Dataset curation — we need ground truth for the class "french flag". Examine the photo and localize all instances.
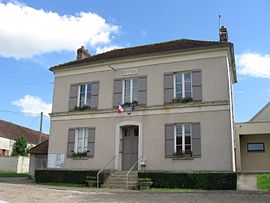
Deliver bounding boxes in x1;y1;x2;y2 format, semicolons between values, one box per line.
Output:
117;104;124;113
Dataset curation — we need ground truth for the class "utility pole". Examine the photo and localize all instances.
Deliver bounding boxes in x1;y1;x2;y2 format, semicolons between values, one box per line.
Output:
218;14;222;36
39;112;43;144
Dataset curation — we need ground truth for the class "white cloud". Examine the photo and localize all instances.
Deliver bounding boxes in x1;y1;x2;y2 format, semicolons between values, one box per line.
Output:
96;45;123;54
237;52;270;78
12;95;52;117
0;2;119;59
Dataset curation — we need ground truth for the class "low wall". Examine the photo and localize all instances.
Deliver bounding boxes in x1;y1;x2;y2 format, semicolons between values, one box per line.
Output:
0;156;29;173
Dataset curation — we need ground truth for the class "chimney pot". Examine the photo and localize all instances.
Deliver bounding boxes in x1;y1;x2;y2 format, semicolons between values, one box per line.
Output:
219;26;228;42
77;46;91;60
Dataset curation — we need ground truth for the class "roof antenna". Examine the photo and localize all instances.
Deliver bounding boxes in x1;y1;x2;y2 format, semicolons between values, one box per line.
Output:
218;14;222;37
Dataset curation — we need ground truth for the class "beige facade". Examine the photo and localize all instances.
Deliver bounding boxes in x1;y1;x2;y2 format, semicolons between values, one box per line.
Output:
49;41;236;172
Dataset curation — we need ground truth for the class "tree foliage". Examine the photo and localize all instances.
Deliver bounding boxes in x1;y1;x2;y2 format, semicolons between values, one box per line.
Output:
12;136;28;156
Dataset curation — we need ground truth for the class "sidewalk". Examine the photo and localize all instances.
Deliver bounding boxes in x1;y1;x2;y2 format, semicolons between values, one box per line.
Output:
237;175;258;191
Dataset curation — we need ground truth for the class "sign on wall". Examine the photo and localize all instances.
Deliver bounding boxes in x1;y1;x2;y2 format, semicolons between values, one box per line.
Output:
123;69;138;76
47;153;65;168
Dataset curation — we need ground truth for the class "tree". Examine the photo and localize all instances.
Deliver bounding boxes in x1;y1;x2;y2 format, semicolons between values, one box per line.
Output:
12;136;28;156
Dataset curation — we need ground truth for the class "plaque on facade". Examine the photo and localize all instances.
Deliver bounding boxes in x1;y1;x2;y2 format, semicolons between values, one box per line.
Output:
123;69;138;76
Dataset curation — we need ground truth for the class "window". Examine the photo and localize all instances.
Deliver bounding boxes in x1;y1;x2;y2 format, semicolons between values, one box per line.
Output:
175;124;192;153
123;78;138;103
74;128;88;153
174;72;192;99
247;143;265;152
78;83;91;107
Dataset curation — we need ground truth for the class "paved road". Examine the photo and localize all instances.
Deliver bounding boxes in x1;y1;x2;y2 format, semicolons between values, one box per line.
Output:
1;178;270;203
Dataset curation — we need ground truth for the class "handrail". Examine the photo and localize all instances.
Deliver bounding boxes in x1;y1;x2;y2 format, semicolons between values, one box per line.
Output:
97;155;116;188
126;155;142;190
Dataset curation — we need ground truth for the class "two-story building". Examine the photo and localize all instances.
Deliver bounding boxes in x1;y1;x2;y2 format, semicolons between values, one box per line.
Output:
48;27;237;173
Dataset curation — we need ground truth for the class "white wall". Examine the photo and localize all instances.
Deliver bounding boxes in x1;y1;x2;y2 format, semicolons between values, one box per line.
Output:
0;156;29;173
0;137;36;156
0;137;15;156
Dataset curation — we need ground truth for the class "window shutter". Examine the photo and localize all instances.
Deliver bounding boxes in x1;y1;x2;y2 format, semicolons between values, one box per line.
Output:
138;76;147;106
90;81;99;109
192;70;202;101
164;73;174;104
192;122;201;158
69;84;78;111
67;128;75;157
165;124;174;157
87;128;95;157
113;79;123;108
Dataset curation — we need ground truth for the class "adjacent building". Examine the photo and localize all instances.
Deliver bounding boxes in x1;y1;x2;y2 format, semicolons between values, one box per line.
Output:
28;140;48;178
48;27;237;172
236;101;270;172
0;119;48;156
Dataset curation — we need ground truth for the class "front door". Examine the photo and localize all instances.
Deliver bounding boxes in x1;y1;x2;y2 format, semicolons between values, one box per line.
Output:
122;126;138;171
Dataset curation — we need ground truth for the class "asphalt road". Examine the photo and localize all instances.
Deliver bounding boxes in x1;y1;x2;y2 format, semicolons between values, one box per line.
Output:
0;178;270;203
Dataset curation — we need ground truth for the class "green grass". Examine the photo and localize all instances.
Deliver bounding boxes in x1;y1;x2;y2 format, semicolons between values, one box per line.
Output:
40;182;88;188
257;174;270;190
0;172;28;178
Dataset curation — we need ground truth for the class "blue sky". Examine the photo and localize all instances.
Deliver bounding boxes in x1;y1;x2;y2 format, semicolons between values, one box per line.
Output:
0;0;269;133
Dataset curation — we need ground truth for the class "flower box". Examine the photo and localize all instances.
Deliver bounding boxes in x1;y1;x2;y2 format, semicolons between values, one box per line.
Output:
74;105;91;111
172;97;193;104
173;151;192;158
72;151;88;158
123;101;138;107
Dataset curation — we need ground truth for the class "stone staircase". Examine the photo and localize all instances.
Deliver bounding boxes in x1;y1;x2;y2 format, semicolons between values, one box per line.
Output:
102;171;138;189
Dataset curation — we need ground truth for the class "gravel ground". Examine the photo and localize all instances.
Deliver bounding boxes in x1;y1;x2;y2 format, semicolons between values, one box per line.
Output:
1;178;270;203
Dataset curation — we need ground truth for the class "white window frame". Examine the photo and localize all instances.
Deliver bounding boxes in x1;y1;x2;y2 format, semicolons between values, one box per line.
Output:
77;83;91;107
74;128;88;153
173;72;192;98
122;78;138;103
174;123;192;153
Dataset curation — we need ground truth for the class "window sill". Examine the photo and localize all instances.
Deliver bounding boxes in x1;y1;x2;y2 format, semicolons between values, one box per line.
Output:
172;157;194;160
71;156;89;160
71;108;98;112
67;155;94;160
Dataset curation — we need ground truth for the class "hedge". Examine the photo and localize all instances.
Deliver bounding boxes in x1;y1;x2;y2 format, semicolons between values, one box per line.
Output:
35;170;109;186
138;172;237;190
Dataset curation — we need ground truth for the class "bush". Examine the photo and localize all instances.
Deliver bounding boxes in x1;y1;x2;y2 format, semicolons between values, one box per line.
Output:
35;170;110;186
138;172;237;190
12;136;28;156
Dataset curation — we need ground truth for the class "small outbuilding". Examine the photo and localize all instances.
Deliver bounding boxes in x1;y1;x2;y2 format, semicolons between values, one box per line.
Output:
236;102;270;172
28;140;48;178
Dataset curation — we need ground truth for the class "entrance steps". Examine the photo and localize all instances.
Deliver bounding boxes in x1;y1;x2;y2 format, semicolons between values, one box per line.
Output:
102;171;138;189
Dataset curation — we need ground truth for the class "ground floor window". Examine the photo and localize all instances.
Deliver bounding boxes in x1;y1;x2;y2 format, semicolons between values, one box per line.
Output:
74;128;88;153
0;149;8;156
247;143;264;152
175;124;192;153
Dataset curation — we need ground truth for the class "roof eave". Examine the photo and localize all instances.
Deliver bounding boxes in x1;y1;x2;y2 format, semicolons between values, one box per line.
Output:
228;43;237;83
50;43;234;73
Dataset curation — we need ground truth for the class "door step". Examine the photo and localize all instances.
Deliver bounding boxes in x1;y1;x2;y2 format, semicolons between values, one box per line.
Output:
102;171;138;190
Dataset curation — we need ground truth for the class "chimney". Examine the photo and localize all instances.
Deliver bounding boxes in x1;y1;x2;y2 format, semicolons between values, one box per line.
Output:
77;46;91;60
219;26;228;42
